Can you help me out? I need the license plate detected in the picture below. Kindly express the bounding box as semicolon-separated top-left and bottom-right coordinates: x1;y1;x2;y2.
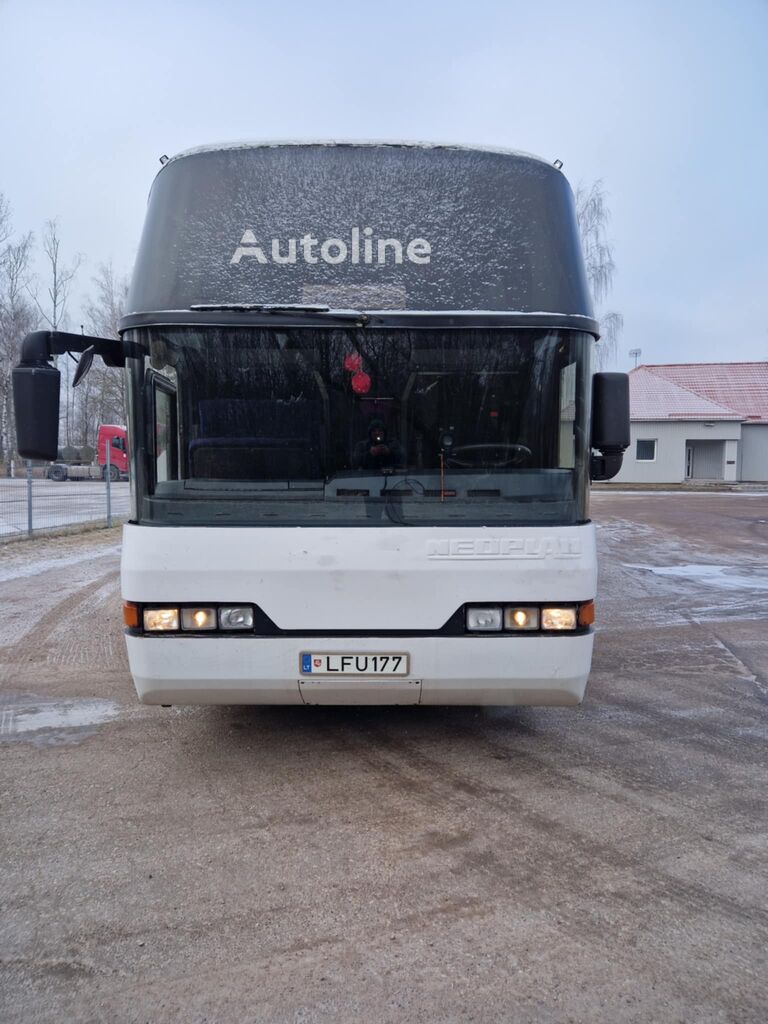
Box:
300;652;410;676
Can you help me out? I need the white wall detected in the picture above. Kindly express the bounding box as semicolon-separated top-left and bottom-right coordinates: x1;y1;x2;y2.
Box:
740;424;768;481
612;420;742;484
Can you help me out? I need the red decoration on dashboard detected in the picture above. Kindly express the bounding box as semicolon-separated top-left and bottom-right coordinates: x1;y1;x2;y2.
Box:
351;371;371;395
344;353;362;372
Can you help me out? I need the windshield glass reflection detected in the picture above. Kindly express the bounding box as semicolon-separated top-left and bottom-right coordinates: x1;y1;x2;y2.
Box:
141;327;591;526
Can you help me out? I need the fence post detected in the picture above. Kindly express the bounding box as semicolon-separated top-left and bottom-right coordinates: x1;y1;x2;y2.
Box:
26;460;33;537
105;442;112;529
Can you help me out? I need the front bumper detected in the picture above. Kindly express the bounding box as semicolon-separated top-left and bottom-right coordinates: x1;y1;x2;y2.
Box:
125;633;593;706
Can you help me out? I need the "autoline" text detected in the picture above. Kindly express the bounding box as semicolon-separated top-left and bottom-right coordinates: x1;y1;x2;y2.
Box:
230;227;432;266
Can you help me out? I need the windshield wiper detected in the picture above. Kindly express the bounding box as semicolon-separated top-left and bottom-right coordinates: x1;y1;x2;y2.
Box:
190;303;369;323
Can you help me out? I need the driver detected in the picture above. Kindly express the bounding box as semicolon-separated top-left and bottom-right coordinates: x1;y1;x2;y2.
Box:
353;419;403;472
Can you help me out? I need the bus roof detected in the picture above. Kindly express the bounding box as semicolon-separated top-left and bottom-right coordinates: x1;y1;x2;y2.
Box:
124;141;594;330
160;139;557;172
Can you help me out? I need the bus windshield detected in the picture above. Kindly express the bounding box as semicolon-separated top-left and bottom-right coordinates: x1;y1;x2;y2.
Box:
139;326;592;527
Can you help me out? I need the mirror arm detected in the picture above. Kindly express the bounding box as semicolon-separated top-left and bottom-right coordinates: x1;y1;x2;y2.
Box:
18;330;144;368
590;450;625;481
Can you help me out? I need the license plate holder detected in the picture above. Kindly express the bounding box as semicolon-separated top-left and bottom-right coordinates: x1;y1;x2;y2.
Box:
300;652;410;677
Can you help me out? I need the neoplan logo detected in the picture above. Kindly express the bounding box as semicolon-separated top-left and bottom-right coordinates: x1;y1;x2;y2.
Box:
426;538;583;560
230;227;432;266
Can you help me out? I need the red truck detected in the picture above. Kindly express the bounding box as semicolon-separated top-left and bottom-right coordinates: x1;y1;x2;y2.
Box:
46;424;129;481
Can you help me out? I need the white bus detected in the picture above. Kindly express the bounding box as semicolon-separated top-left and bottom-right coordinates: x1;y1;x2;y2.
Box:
13;141;628;707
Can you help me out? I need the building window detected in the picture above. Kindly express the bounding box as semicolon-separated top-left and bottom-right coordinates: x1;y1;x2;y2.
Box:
636;439;657;462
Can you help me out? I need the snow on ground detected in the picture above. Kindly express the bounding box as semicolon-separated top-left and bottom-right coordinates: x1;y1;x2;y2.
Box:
595;490;768;497
624;563;768;591
595;494;768;630
0;697;120;741
0;544;121;583
0;529;121;582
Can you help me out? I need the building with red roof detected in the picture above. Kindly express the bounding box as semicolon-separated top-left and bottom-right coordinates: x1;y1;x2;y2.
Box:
612;362;768;483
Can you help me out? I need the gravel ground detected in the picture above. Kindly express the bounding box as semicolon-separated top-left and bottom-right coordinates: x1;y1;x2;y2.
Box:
0;492;766;1023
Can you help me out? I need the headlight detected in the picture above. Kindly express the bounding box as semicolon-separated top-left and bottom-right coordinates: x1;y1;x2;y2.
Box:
541;607;577;631
143;607;179;632
504;606;540;631
466;606;503;632
181;607;217;631
219;606;255;630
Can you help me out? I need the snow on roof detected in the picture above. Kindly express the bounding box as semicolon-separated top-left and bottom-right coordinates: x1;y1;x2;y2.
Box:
163;139;555;170
629;367;745;421
638;362;768;423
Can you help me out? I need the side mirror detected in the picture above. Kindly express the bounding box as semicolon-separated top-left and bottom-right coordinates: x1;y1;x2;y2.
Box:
12;364;61;461
590;371;630;481
11;328;144;464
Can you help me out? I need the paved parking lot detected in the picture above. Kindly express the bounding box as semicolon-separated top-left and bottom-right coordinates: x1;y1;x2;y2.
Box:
0;492;766;1022
0;478;130;537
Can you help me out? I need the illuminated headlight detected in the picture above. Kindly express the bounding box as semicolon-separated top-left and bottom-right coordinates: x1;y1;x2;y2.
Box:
504;606;540;631
181;607;217;631
218;606;254;631
143;607;179;632
466;606;503;632
541;607;577;631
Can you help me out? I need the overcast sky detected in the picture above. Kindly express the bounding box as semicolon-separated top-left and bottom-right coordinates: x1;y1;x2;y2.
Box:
1;0;766;368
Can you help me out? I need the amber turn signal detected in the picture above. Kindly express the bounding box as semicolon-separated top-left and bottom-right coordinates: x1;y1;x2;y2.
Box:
578;600;595;627
123;601;140;629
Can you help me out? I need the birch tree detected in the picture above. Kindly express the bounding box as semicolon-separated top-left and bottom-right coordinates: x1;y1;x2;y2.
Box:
575;181;623;369
28;219;84;444
81;261;130;434
0;197;38;472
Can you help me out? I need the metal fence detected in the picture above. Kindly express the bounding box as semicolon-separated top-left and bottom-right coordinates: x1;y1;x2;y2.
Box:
0;463;130;541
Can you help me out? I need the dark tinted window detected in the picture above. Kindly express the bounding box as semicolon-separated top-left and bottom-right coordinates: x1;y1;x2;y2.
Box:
140;327;592;527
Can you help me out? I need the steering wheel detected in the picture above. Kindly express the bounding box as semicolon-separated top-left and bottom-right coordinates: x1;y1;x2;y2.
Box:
446;443;533;468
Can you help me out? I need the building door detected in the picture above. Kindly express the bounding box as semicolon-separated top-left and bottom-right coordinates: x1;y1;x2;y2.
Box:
686;440;725;480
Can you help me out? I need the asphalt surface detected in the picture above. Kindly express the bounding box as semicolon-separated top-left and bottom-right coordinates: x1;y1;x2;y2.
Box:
1;492;766;1023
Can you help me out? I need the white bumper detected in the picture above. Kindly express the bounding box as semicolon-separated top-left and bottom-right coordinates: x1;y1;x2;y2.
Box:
126;633;593;707
122;522;596;706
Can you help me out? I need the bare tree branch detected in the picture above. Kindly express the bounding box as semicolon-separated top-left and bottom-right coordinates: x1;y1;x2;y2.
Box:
0;193;13;250
27;218;84;331
78;261;130;437
0;215;38;471
24;219;85;444
84;260;128;340
575;180;622;368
